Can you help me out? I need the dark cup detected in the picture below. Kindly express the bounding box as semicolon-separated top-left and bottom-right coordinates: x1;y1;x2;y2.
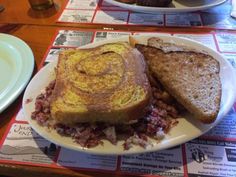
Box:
28;0;54;10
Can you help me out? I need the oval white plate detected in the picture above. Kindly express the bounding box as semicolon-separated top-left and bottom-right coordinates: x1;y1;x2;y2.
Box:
0;33;34;113
23;35;236;155
104;0;227;13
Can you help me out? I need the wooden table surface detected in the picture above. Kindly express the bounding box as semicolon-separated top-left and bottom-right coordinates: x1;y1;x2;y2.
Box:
0;0;228;176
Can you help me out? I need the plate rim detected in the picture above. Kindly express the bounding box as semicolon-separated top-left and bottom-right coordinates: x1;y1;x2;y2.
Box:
23;34;236;155
104;0;227;13
0;33;34;113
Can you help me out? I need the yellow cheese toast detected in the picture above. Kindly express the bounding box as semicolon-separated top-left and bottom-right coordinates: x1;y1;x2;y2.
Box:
50;42;151;125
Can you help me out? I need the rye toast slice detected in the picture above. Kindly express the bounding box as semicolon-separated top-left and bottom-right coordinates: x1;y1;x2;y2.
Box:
136;37;221;123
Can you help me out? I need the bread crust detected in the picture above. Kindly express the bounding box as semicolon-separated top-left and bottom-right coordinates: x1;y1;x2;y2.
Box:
136;38;221;124
50;42;152;125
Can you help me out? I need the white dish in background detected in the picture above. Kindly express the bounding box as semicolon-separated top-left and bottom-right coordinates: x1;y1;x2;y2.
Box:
0;33;34;113
23;35;236;155
104;0;227;13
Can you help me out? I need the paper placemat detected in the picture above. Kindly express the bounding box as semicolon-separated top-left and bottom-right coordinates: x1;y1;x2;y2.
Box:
1;29;236;177
57;0;236;29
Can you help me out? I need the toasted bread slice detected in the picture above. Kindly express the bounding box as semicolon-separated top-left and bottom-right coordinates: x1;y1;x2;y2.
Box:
50;42;151;125
136;37;221;123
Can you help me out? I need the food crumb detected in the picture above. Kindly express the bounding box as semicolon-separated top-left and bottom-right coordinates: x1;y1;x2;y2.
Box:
25;98;33;104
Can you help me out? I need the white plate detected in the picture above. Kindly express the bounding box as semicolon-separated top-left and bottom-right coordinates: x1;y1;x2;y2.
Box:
0;33;34;113
23;35;236;155
104;0;227;13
